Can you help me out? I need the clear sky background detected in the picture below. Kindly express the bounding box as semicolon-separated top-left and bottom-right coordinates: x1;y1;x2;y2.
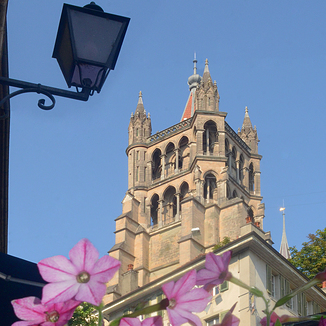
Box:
6;0;326;263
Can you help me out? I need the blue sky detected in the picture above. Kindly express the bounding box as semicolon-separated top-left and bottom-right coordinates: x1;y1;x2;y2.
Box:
6;1;326;263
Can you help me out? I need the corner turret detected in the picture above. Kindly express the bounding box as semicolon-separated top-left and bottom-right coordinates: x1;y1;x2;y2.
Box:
195;59;220;112
128;91;152;146
238;107;259;154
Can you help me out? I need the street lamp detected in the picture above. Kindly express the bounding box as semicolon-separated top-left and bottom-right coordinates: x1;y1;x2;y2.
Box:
0;2;129;114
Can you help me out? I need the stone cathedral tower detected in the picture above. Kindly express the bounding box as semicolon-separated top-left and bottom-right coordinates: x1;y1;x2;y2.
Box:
105;59;266;303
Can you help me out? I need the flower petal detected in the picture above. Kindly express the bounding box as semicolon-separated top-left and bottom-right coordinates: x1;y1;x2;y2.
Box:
69;238;99;272
177;288;212;312
142;316;163;326
166;307;188;326
74;280;106;306
91;255;121;283
120;317;142;326
41;280;80;305
196;268;223;286
175;308;202;326
172;270;196;298
38;255;77;282
11;297;45;322
162;281;175;300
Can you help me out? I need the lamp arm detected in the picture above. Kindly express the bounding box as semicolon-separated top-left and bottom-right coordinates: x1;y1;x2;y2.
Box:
0;76;91;116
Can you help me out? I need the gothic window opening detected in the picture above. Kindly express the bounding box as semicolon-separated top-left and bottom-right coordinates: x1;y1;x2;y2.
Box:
239;154;244;183
226;184;231;199
152;149;162;180
225;139;229;167
203;121;217;155
232;190;238;198
178;136;189;170
249;163;254;192
163;186;177;224
246;207;254;223
136;166;139;182
231;147;237;169
179;182;189;216
165;142;175;176
204;173;217;200
150;194;159;226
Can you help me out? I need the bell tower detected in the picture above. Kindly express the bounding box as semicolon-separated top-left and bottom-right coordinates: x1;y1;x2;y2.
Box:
105;59;268;304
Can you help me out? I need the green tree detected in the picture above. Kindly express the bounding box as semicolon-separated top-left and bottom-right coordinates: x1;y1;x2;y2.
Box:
68;302;98;326
212;237;231;251
289;227;326;280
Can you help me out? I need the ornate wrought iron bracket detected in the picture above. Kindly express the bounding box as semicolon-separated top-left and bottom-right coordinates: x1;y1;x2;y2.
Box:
0;77;92;119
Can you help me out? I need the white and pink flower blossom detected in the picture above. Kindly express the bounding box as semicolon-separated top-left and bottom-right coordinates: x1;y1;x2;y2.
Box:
196;251;232;291
38;238;121;306
11;296;80;326
162;270;212;326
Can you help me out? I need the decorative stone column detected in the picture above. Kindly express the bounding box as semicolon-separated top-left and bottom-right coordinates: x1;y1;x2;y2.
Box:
175;193;180;221
158;199;164;227
236;160;240;183
174;148;180;173
196;129;204;155
160;154;166;180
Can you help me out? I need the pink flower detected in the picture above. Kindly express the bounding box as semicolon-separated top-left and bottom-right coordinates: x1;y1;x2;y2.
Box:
196;251;232;291
319;317;326;326
11;296;80;326
162;270;212;326
38;238;121;306
216;303;239;326
120;316;163;326
260;312;290;326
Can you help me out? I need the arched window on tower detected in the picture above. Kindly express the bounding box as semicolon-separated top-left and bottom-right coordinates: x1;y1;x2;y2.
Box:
179;182;189;217
225;139;229;167
232;190;238;198
163;186;177;224
204;173;217;201
152;149;162;180
249;163;254;192
165;142;175;177
178;136;189;170
226;183;231;199
150;194;159;226
203;121;218;155
239;154;244;184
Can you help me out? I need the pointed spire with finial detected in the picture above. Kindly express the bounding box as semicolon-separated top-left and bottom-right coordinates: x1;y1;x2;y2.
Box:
202;58;213;86
242;106;253;132
238;106;259;154
135;91;145;115
279;207;291;259
182;54;202;121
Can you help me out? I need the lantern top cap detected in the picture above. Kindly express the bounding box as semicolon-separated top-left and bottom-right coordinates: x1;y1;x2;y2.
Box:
83;2;104;12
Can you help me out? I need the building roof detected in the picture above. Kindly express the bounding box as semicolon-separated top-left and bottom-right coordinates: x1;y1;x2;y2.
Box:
0;252;45;325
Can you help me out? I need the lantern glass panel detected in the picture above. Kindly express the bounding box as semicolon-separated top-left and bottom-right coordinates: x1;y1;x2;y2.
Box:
70;9;123;65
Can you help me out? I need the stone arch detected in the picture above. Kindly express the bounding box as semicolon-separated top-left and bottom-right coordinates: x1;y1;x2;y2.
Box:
150;194;159;226
179;182;189;217
152;149;162;180
165;142;175;176
226;183;231;199
239;154;244;183
203;120;218;155
232;190;238;198
249;162;254;192
163;186;177;224
178;136;189;170
203;172;217;200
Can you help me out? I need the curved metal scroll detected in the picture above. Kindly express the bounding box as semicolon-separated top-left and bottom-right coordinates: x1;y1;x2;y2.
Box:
0;85;56;114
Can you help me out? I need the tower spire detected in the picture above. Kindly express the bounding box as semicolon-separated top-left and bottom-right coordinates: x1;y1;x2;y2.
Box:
279;207;291;259
181;54;202;121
